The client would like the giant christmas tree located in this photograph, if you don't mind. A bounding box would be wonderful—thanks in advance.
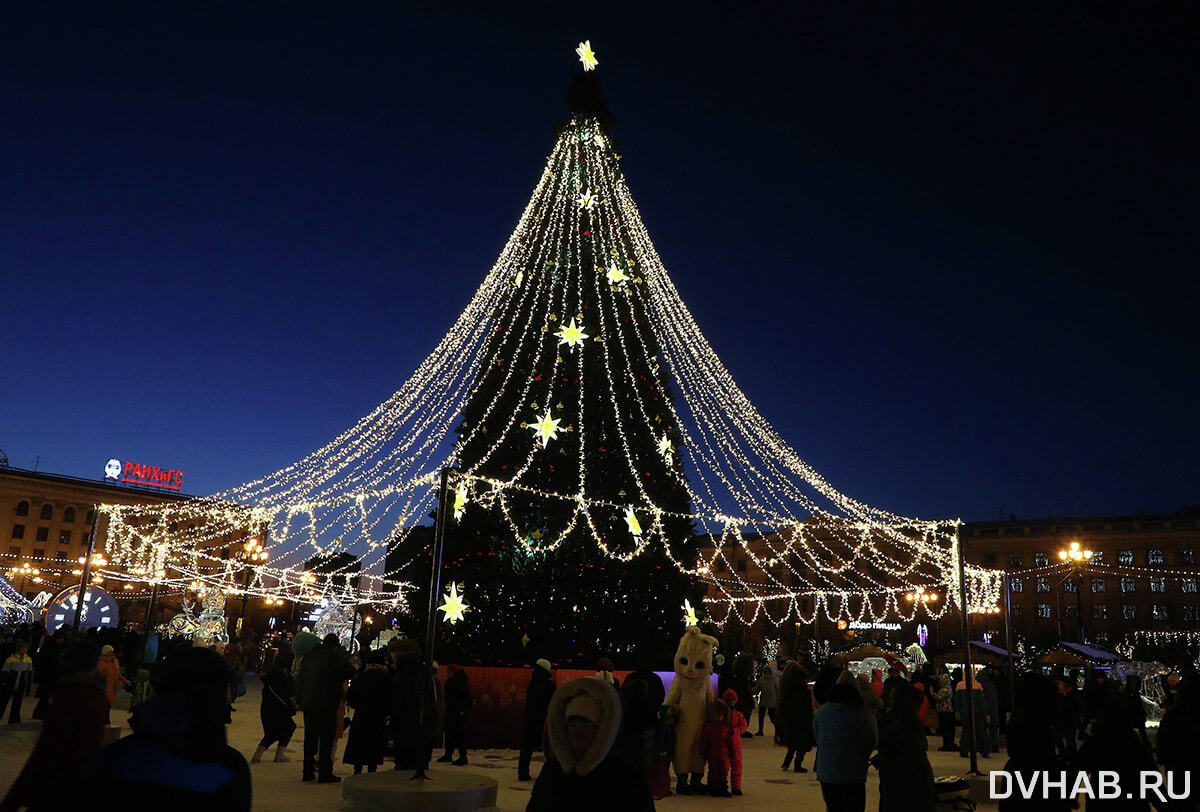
[100,43,997,656]
[444,66,701,665]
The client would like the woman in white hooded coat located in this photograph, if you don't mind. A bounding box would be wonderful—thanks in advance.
[526,677,654,812]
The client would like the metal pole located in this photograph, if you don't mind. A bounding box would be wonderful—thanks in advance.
[73,504,100,630]
[1075,568,1085,643]
[135,580,160,668]
[1003,571,1017,722]
[414,467,451,781]
[955,524,981,776]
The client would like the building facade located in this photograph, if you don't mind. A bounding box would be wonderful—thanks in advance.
[963,507,1200,645]
[0,465,192,599]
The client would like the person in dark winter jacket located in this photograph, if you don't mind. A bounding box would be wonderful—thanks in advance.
[877,683,935,812]
[812,682,877,812]
[1155,676,1199,812]
[389,639,437,771]
[67,646,251,812]
[31,629,66,720]
[251,662,296,764]
[0,642,107,812]
[1001,673,1072,812]
[778,662,816,772]
[729,653,756,738]
[1076,700,1158,812]
[526,676,654,812]
[519,659,555,781]
[342,650,391,774]
[438,664,472,765]
[295,633,355,782]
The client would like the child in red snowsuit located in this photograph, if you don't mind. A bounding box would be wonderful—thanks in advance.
[699,698,733,797]
[721,688,747,795]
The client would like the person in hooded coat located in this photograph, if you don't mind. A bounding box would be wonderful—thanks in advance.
[778,662,816,772]
[877,683,935,812]
[526,676,654,812]
[67,646,251,812]
[31,629,66,720]
[519,659,555,781]
[96,644,130,722]
[342,650,391,774]
[0,642,107,812]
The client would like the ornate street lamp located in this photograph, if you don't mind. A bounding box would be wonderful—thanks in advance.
[1058,540,1092,643]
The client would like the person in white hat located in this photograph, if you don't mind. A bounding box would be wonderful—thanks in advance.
[526,676,654,811]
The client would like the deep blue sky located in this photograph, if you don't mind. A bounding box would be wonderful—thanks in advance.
[2,2,1196,522]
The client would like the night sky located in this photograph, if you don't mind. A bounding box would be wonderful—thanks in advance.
[2,2,1196,523]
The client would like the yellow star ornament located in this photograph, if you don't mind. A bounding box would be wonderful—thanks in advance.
[624,507,642,537]
[576,40,598,72]
[529,409,563,448]
[683,599,700,626]
[438,583,468,624]
[555,318,589,351]
[657,433,673,461]
[606,264,628,286]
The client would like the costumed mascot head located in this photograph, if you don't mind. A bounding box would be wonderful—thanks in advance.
[674,625,718,685]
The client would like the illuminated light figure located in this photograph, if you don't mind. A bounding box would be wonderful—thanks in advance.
[529,410,563,448]
[624,507,643,537]
[577,190,598,210]
[193,587,230,647]
[917,623,929,647]
[164,598,201,638]
[453,483,468,521]
[313,594,357,652]
[576,40,598,71]
[438,583,469,624]
[682,598,699,626]
[658,433,673,461]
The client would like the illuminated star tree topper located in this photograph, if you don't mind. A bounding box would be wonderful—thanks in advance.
[438,582,469,624]
[576,40,598,71]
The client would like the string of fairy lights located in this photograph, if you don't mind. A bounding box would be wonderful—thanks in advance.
[94,41,1007,626]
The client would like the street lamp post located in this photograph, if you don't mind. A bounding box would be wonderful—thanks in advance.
[235,537,269,634]
[1057,541,1093,643]
[7,562,41,597]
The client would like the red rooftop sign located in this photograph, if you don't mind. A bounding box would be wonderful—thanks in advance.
[104,458,184,491]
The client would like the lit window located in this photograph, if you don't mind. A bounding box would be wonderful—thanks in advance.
[1152,604,1169,621]
[1063,578,1079,593]
[1121,577,1136,593]
[1010,577,1024,593]
[1148,549,1164,565]
[1092,604,1108,619]
[1036,604,1052,618]
[1150,577,1166,593]
[1123,605,1136,619]
[1183,578,1198,594]
[1036,577,1050,593]
[1092,551,1104,563]
[1118,550,1134,565]
[1091,578,1106,593]
[1035,552,1049,567]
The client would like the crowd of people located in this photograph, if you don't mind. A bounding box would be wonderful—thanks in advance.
[0,618,1196,812]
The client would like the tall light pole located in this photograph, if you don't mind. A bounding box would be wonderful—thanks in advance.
[1057,541,1092,643]
[236,537,269,634]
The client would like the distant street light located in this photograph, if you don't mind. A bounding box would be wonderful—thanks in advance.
[1058,540,1092,643]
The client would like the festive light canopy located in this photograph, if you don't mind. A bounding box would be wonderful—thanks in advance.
[97,42,1005,626]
